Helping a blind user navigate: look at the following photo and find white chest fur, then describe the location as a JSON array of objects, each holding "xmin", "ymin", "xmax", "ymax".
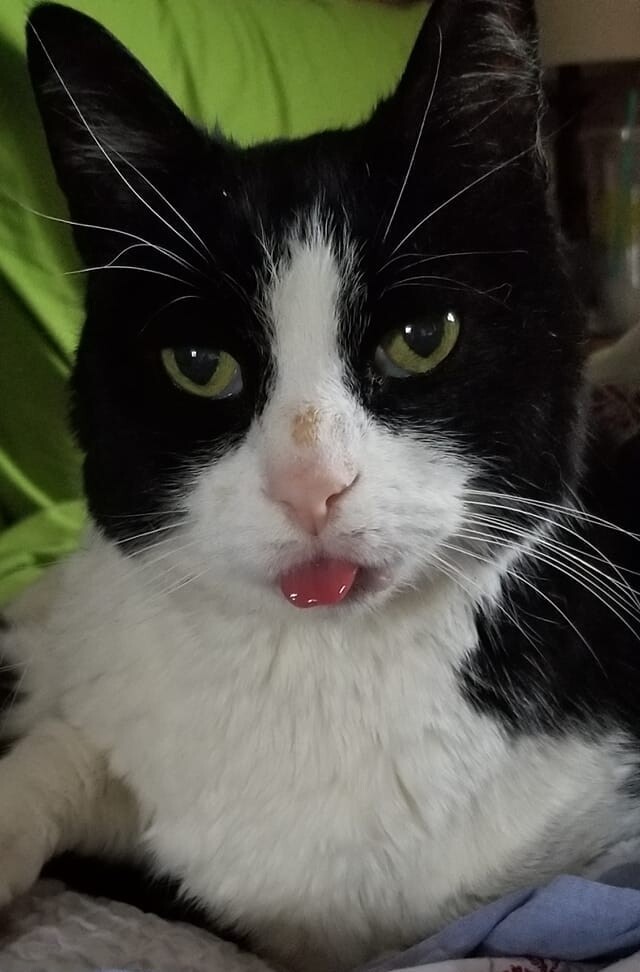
[{"xmin": 8, "ymin": 537, "xmax": 637, "ymax": 972}]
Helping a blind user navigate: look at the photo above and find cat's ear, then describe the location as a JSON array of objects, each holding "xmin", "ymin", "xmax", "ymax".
[
  {"xmin": 26, "ymin": 3, "xmax": 205, "ymax": 222},
  {"xmin": 375, "ymin": 0, "xmax": 542, "ymax": 160}
]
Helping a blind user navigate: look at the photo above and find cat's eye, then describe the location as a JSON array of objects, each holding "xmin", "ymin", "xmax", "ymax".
[
  {"xmin": 161, "ymin": 348, "xmax": 243, "ymax": 399},
  {"xmin": 375, "ymin": 311, "xmax": 460, "ymax": 378}
]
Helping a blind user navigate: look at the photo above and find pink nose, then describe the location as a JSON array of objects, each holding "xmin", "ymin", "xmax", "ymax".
[{"xmin": 267, "ymin": 464, "xmax": 357, "ymax": 536}]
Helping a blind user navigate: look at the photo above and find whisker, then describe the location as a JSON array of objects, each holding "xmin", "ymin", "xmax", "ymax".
[
  {"xmin": 28, "ymin": 24, "xmax": 209, "ymax": 264},
  {"xmin": 4, "ymin": 194, "xmax": 193, "ymax": 276},
  {"xmin": 461, "ymin": 520, "xmax": 640, "ymax": 622},
  {"xmin": 111, "ymin": 523, "xmax": 179, "ymax": 547},
  {"xmin": 110, "ymin": 152, "xmax": 253, "ymax": 309},
  {"xmin": 465, "ymin": 496, "xmax": 640, "ymax": 619},
  {"xmin": 18, "ymin": 193, "xmax": 251, "ymax": 311},
  {"xmin": 379, "ymin": 248, "xmax": 527, "ymax": 275},
  {"xmin": 383, "ymin": 273, "xmax": 501, "ymax": 300},
  {"xmin": 381, "ymin": 26, "xmax": 443, "ymax": 246},
  {"xmin": 439, "ymin": 538, "xmax": 605, "ymax": 672},
  {"xmin": 214, "ymin": 268, "xmax": 254, "ymax": 312},
  {"xmin": 65, "ymin": 264, "xmax": 192, "ymax": 287},
  {"xmin": 382, "ymin": 275, "xmax": 507, "ymax": 306},
  {"xmin": 465, "ymin": 492, "xmax": 640, "ymax": 544},
  {"xmin": 388, "ymin": 142, "xmax": 538, "ymax": 258},
  {"xmin": 100, "ymin": 509, "xmax": 187, "ymax": 521},
  {"xmin": 147, "ymin": 563, "xmax": 213, "ymax": 602},
  {"xmin": 133, "ymin": 537, "xmax": 201, "ymax": 573},
  {"xmin": 112, "ymin": 148, "xmax": 213, "ymax": 263},
  {"xmin": 428, "ymin": 548, "xmax": 544, "ymax": 656},
  {"xmin": 139, "ymin": 294, "xmax": 201, "ymax": 335},
  {"xmin": 433, "ymin": 558, "xmax": 554, "ymax": 714},
  {"xmin": 456, "ymin": 526, "xmax": 640, "ymax": 641},
  {"xmin": 382, "ymin": 280, "xmax": 471, "ymax": 298},
  {"xmin": 103, "ymin": 241, "xmax": 198, "ymax": 276},
  {"xmin": 465, "ymin": 511, "xmax": 640, "ymax": 611}
]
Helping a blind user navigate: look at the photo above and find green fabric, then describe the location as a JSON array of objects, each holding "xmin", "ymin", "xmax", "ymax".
[{"xmin": 0, "ymin": 0, "xmax": 427, "ymax": 605}]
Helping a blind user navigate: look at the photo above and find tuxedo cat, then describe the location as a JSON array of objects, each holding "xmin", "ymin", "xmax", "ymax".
[{"xmin": 1, "ymin": 2, "xmax": 639, "ymax": 970}]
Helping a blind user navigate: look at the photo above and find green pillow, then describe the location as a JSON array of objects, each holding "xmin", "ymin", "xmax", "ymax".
[{"xmin": 0, "ymin": 0, "xmax": 427, "ymax": 605}]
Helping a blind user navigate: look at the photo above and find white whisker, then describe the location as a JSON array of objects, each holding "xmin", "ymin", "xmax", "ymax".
[
  {"xmin": 381, "ymin": 26, "xmax": 443, "ymax": 246},
  {"xmin": 383, "ymin": 280, "xmax": 468, "ymax": 295},
  {"xmin": 104, "ymin": 241, "xmax": 197, "ymax": 276},
  {"xmin": 388, "ymin": 143, "xmax": 537, "ymax": 258},
  {"xmin": 134, "ymin": 537, "xmax": 201, "ymax": 574},
  {"xmin": 456, "ymin": 526, "xmax": 640, "ymax": 642},
  {"xmin": 147, "ymin": 564, "xmax": 213, "ymax": 602},
  {"xmin": 465, "ymin": 491, "xmax": 640, "ymax": 544},
  {"xmin": 440, "ymin": 538, "xmax": 604, "ymax": 672},
  {"xmin": 383, "ymin": 274, "xmax": 500, "ymax": 301},
  {"xmin": 140, "ymin": 294, "xmax": 201, "ymax": 335},
  {"xmin": 428, "ymin": 548, "xmax": 543, "ymax": 656},
  {"xmin": 465, "ymin": 511, "xmax": 640, "ymax": 611},
  {"xmin": 112, "ymin": 523, "xmax": 179, "ymax": 547},
  {"xmin": 462, "ymin": 520, "xmax": 640, "ymax": 620},
  {"xmin": 65, "ymin": 264, "xmax": 192, "ymax": 286},
  {"xmin": 28, "ymin": 24, "xmax": 209, "ymax": 264},
  {"xmin": 6, "ymin": 196, "xmax": 194, "ymax": 275},
  {"xmin": 380, "ymin": 248, "xmax": 527, "ymax": 275},
  {"xmin": 99, "ymin": 508, "xmax": 187, "ymax": 521},
  {"xmin": 112, "ymin": 148, "xmax": 213, "ymax": 263}
]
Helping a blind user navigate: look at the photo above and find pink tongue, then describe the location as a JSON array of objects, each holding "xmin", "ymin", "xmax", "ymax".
[{"xmin": 280, "ymin": 559, "xmax": 360, "ymax": 609}]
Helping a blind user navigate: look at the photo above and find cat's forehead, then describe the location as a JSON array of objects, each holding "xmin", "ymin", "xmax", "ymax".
[
  {"xmin": 265, "ymin": 218, "xmax": 355, "ymax": 394},
  {"xmin": 205, "ymin": 132, "xmax": 371, "ymax": 256}
]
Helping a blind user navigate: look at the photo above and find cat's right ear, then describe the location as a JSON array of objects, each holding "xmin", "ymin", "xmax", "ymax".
[{"xmin": 26, "ymin": 3, "xmax": 206, "ymax": 227}]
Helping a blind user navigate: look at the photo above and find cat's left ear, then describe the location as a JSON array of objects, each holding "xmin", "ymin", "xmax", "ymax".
[
  {"xmin": 26, "ymin": 3, "xmax": 207, "ymax": 227},
  {"xmin": 373, "ymin": 0, "xmax": 542, "ymax": 161}
]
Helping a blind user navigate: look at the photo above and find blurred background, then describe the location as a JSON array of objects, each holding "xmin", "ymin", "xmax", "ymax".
[{"xmin": 538, "ymin": 0, "xmax": 640, "ymax": 338}]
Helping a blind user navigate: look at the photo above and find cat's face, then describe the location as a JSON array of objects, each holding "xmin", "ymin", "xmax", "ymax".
[{"xmin": 27, "ymin": 0, "xmax": 584, "ymax": 613}]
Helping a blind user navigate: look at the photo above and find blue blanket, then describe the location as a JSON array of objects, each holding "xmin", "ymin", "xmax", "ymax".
[{"xmin": 360, "ymin": 860, "xmax": 640, "ymax": 971}]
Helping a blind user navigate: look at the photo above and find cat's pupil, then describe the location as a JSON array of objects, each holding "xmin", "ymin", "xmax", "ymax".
[
  {"xmin": 404, "ymin": 318, "xmax": 444, "ymax": 358},
  {"xmin": 174, "ymin": 348, "xmax": 220, "ymax": 386}
]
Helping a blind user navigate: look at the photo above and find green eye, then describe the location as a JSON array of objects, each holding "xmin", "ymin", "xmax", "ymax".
[
  {"xmin": 161, "ymin": 347, "xmax": 243, "ymax": 399},
  {"xmin": 375, "ymin": 311, "xmax": 460, "ymax": 378}
]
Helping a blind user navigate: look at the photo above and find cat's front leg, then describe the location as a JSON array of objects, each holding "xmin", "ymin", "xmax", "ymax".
[{"xmin": 0, "ymin": 718, "xmax": 140, "ymax": 907}]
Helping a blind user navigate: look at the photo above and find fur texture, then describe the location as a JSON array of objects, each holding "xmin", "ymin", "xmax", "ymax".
[{"xmin": 1, "ymin": 2, "xmax": 639, "ymax": 971}]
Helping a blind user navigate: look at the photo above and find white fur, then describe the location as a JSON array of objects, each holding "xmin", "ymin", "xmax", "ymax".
[
  {"xmin": 462, "ymin": 4, "xmax": 538, "ymax": 98},
  {"xmin": 3, "ymin": 223, "xmax": 639, "ymax": 972},
  {"xmin": 0, "ymin": 716, "xmax": 137, "ymax": 908}
]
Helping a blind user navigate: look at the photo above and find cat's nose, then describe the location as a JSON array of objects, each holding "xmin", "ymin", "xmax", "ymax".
[{"xmin": 267, "ymin": 464, "xmax": 357, "ymax": 536}]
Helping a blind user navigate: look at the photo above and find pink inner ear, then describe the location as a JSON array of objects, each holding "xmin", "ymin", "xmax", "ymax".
[{"xmin": 280, "ymin": 559, "xmax": 360, "ymax": 608}]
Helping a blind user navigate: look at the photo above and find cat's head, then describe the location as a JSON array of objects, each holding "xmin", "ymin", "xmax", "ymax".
[{"xmin": 26, "ymin": 0, "xmax": 584, "ymax": 615}]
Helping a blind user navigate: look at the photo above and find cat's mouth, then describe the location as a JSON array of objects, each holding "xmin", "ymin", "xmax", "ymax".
[{"xmin": 279, "ymin": 558, "xmax": 390, "ymax": 609}]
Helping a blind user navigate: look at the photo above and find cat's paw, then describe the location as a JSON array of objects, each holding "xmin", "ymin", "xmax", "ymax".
[{"xmin": 0, "ymin": 818, "xmax": 48, "ymax": 909}]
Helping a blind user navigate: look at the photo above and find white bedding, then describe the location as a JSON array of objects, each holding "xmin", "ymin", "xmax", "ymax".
[{"xmin": 0, "ymin": 880, "xmax": 272, "ymax": 972}]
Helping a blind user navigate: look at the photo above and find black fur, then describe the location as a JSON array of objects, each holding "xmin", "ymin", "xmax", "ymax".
[
  {"xmin": 463, "ymin": 469, "xmax": 640, "ymax": 742},
  {"xmin": 24, "ymin": 0, "xmax": 640, "ymax": 921},
  {"xmin": 43, "ymin": 852, "xmax": 249, "ymax": 946}
]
